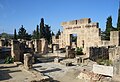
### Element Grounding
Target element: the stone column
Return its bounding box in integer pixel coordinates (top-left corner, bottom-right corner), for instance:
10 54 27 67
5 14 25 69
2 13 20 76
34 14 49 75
28 41 34 49
24 53 33 70
40 38 48 54
65 46 71 58
0 39 4 47
34 39 39 52
11 40 20 62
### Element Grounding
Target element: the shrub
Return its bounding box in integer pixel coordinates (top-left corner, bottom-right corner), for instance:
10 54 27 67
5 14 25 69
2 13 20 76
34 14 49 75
4 56 14 64
75 47 83 55
96 59 113 66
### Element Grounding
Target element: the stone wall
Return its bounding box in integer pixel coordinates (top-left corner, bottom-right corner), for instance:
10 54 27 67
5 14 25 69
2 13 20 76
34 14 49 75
109 47 120 63
11 40 21 62
33 38 48 54
100 40 110 47
52 18 120 57
87 47 109 61
110 31 120 46
0 39 4 47
61 18 91 26
52 18 101 50
65 46 75 58
11 40 34 62
0 39 11 47
109 47 120 76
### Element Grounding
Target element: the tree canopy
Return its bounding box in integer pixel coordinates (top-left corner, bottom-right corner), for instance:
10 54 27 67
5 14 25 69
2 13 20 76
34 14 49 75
117 6 120 31
14 29 17 40
40 18 45 38
32 18 52 44
18 25 31 40
56 29 61 39
104 16 113 40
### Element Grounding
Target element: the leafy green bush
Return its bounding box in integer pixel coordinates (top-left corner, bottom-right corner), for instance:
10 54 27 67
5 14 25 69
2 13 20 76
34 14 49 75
96 59 113 66
75 47 83 55
4 56 14 64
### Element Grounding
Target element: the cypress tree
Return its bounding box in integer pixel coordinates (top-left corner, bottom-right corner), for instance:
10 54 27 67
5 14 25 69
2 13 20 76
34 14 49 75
52 32 55 36
14 29 17 40
44 24 52 44
105 16 113 40
36 25 39 39
32 30 37 39
56 29 61 39
40 18 45 38
117 2 120 31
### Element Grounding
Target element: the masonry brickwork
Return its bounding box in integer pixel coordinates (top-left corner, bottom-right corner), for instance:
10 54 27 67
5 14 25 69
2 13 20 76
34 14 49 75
52 18 120 58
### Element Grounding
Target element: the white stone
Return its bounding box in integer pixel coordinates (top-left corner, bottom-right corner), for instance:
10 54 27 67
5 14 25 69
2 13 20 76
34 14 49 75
92 64 113 76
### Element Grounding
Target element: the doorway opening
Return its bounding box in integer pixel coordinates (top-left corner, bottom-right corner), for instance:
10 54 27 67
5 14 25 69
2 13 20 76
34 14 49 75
70 34 77 48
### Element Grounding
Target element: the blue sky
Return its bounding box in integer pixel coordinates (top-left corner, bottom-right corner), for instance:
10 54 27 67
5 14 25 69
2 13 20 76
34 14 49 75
0 0 119 34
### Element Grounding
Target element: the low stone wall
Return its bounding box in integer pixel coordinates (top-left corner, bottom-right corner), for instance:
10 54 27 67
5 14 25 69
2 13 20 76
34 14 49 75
109 47 120 76
65 46 75 58
88 47 109 61
109 47 120 63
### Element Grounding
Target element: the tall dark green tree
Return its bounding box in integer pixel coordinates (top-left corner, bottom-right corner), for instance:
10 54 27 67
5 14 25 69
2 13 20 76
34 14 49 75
40 18 45 38
32 30 37 39
117 3 120 31
18 25 26 39
18 25 31 40
44 24 52 44
32 25 40 39
51 32 55 36
14 29 17 40
56 29 61 39
36 25 39 39
105 16 113 40
32 18 53 44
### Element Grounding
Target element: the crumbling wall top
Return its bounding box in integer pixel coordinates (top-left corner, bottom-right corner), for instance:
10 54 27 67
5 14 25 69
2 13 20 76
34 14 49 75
61 18 91 26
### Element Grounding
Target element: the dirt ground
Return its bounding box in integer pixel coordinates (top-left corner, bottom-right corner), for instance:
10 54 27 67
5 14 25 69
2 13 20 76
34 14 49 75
33 57 93 82
0 53 93 82
0 64 38 82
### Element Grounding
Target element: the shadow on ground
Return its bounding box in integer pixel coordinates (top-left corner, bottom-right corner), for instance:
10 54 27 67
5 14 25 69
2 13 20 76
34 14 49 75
40 68 61 73
36 56 65 63
0 64 21 81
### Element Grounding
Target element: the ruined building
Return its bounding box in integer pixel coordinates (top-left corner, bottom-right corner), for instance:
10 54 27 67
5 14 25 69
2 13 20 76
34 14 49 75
52 18 120 58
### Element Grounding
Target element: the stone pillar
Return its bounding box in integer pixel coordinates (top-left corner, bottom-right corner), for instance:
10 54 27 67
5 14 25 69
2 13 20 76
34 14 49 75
11 40 20 62
0 39 4 47
24 53 33 70
51 44 53 53
65 46 71 58
76 57 82 64
52 44 59 53
110 31 120 46
65 46 75 58
34 39 39 52
34 39 48 54
28 41 34 49
40 38 48 54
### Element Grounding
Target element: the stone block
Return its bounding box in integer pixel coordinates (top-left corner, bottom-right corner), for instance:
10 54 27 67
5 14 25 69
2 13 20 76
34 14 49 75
54 57 63 63
24 53 33 70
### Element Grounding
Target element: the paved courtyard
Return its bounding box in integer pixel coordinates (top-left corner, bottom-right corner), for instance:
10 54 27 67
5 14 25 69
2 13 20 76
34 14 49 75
0 64 37 82
33 57 93 82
